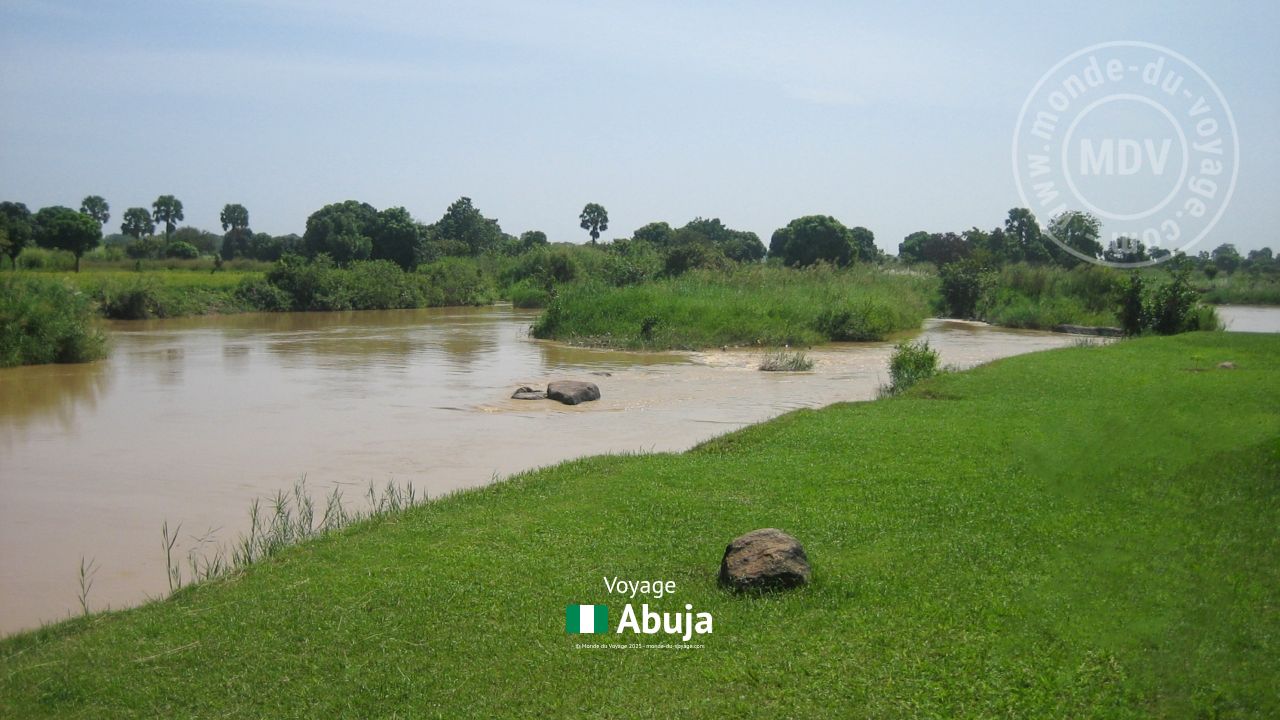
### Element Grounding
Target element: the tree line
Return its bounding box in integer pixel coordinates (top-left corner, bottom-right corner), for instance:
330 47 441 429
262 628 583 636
2 193 1274 277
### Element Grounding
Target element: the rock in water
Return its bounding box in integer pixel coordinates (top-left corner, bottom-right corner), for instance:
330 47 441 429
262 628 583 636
719 528 810 591
511 386 547 400
546 380 601 405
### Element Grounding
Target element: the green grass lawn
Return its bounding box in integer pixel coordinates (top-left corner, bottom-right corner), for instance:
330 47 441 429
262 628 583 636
2 333 1277 718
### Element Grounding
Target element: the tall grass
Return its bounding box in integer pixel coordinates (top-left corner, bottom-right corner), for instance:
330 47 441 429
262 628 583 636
164 478 426 592
533 263 936 349
0 275 107 366
977 263 1123 329
758 349 814 371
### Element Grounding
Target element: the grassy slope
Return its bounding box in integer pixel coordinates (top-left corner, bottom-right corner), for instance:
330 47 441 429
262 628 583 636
1 333 1277 718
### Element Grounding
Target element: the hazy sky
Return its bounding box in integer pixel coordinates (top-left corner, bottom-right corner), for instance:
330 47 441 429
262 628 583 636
2 0 1277 253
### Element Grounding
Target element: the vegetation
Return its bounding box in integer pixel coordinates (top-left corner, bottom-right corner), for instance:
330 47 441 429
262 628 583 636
578 202 608 244
533 264 935 349
32 206 100 272
0 275 106 366
884 339 940 395
1 333 1276 717
758 349 813 372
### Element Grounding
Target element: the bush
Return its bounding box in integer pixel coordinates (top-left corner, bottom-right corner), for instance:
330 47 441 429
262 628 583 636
939 260 991 319
1148 264 1212 335
16 247 76 271
759 349 814 372
886 340 940 395
345 260 427 310
509 278 551 308
94 276 163 319
814 301 897 341
1119 273 1145 336
419 257 495 306
0 275 107 366
235 277 292 312
165 241 200 259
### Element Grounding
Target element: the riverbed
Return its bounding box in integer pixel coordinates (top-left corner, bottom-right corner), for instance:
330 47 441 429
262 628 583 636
0 307 1141 634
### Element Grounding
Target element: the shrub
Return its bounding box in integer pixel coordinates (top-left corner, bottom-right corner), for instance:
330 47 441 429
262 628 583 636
759 349 814 372
509 278 551 308
886 340 940 395
94 276 163 319
345 260 426 310
0 275 107 366
814 301 897 341
16 247 76 271
235 277 292 312
419 257 495 306
1119 272 1146 336
165 241 200 259
939 260 991 319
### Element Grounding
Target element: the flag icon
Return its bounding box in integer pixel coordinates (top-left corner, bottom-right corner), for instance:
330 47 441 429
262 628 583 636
565 604 609 634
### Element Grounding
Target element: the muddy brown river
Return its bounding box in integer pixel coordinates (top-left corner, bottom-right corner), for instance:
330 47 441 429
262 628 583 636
0 307 1127 635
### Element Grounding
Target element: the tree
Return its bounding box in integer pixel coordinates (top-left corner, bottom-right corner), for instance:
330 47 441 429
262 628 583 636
152 195 184 240
220 203 252 260
121 208 155 240
34 205 101 272
1103 236 1148 263
632 221 674 248
849 226 878 263
80 196 110 227
1046 211 1103 265
1002 208 1050 264
579 203 609 245
433 197 504 256
518 230 548 253
681 217 765 262
1211 243 1242 275
370 206 424 270
303 200 377 264
770 215 858 267
0 201 33 269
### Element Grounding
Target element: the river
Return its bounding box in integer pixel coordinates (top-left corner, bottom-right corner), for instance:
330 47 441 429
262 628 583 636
4 305 1271 635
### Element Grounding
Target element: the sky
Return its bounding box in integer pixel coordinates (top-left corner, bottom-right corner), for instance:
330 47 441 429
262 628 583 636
2 0 1277 254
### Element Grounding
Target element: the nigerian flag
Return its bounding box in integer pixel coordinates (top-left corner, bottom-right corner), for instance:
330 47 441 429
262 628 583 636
565 604 609 634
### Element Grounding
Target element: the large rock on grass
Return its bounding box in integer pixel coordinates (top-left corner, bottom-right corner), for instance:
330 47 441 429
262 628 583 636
718 528 810 591
546 380 600 405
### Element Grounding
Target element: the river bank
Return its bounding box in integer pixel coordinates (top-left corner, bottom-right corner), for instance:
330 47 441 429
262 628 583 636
0 308 1085 635
1 331 1276 717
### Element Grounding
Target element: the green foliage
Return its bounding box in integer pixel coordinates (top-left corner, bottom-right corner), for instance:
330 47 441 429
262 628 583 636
886 339 940 395
433 197 504 256
151 195 184 240
579 202 609 244
419 257 496 306
975 263 1122 329
33 205 101 271
0 201 34 268
533 264 935 349
518 230 548 252
1046 210 1103 265
508 278 551 308
938 260 992 319
0 275 106 366
1119 272 1145 336
303 200 377 264
370 206 424 270
1148 263 1215 335
120 207 154 240
79 195 109 226
165 241 200 259
770 215 860 267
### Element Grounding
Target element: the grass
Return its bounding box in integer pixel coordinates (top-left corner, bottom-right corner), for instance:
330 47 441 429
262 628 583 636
0 275 107 366
1199 273 1280 305
1 332 1276 718
758 349 814 372
533 264 937 349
